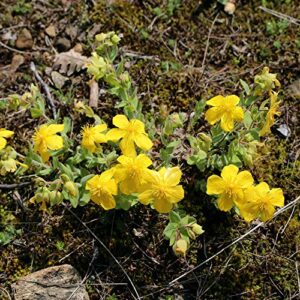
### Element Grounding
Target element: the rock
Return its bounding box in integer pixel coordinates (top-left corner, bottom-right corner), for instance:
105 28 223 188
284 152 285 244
10 54 25 73
12 264 89 300
51 71 69 89
45 25 56 37
55 37 71 52
16 28 33 49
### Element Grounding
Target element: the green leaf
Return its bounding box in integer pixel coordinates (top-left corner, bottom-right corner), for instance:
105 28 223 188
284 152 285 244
244 111 253 129
169 211 181 223
240 79 250 95
115 194 138 210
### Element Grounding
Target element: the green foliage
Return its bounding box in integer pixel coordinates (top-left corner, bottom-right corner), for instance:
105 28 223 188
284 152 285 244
0 207 21 246
11 0 32 15
164 210 204 255
266 19 289 36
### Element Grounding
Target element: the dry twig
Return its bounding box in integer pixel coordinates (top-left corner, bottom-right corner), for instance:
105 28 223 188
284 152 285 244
30 62 57 118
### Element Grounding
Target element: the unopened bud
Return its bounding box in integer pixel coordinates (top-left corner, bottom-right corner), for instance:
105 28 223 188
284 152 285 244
61 174 70 183
64 181 78 197
192 223 204 235
174 239 188 256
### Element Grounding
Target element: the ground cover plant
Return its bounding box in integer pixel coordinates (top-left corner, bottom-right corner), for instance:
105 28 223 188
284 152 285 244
0 0 299 299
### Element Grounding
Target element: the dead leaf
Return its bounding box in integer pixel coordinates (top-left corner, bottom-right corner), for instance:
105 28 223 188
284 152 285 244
53 48 89 76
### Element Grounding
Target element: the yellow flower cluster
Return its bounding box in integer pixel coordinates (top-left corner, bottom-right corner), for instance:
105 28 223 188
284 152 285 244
84 115 184 213
207 164 284 222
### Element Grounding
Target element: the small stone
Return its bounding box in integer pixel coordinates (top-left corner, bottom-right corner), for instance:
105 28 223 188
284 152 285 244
55 37 71 52
51 71 69 89
224 2 236 15
45 25 56 37
15 28 33 49
73 43 83 53
12 264 89 300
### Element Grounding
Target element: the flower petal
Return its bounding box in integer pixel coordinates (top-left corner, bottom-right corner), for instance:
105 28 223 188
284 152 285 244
233 107 244 121
225 95 240 106
47 124 64 135
138 189 153 205
235 171 254 188
269 188 284 207
260 204 275 222
221 165 239 184
206 175 225 195
205 107 222 125
113 114 129 129
166 185 184 203
134 134 153 151
220 112 234 132
136 154 152 168
99 193 116 210
0 129 14 138
255 182 270 198
0 137 7 150
217 195 234 211
164 167 182 186
206 95 224 107
120 138 136 157
117 155 132 165
153 198 173 213
106 128 125 141
45 135 64 150
94 124 107 132
131 119 145 133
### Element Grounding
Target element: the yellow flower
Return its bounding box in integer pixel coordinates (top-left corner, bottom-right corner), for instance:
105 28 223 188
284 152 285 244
205 95 244 132
241 182 284 222
259 91 281 136
255 67 281 91
114 154 152 194
106 115 153 157
85 169 118 210
81 124 107 153
138 167 184 213
33 124 64 162
206 164 254 211
0 128 14 150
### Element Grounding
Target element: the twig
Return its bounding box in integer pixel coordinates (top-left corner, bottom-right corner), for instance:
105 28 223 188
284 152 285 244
259 6 300 26
0 40 28 54
201 13 219 74
30 62 57 118
0 287 12 300
0 182 31 190
63 203 141 300
169 195 300 285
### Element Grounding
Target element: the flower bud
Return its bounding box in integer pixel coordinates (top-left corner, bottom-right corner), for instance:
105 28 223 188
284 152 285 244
174 239 188 256
192 223 204 235
111 34 121 45
199 133 212 144
64 181 78 197
61 174 70 183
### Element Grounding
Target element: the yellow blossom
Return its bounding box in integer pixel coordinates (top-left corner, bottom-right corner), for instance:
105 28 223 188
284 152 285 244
0 128 14 150
241 182 284 222
81 124 107 153
138 167 184 213
259 91 281 136
85 169 118 210
33 124 64 162
205 95 244 132
206 164 254 211
114 154 152 194
106 115 153 157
